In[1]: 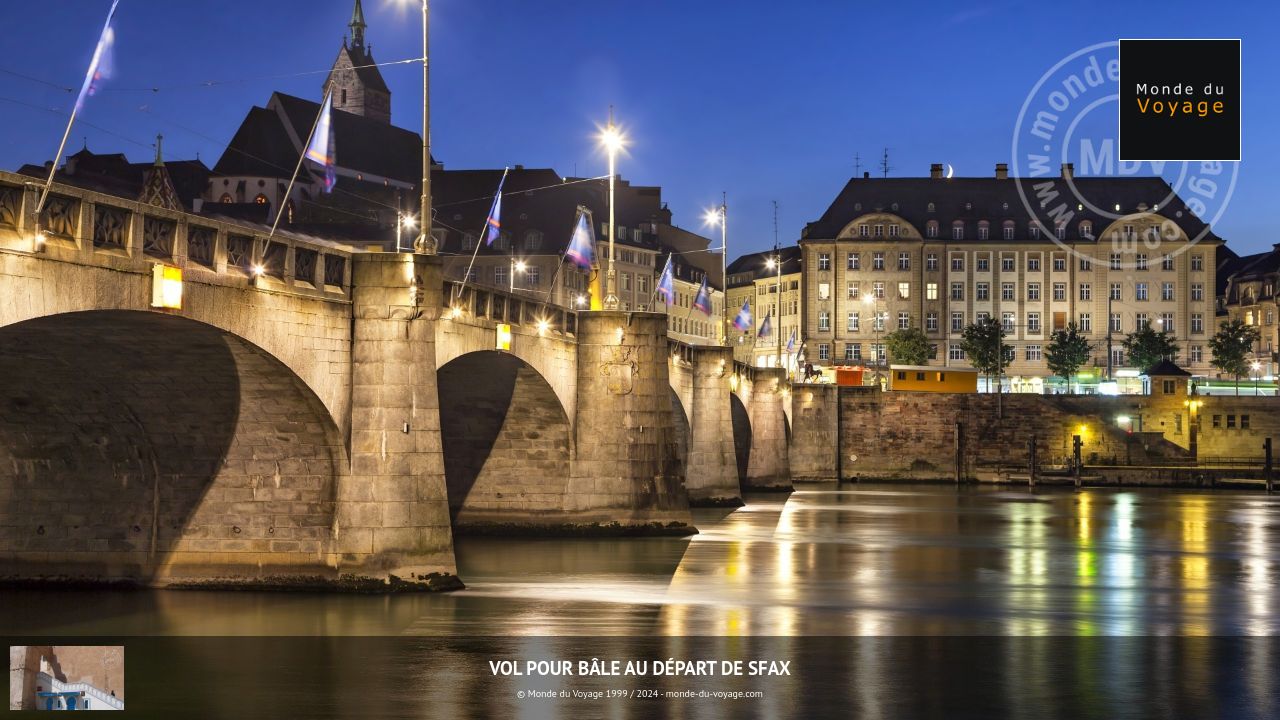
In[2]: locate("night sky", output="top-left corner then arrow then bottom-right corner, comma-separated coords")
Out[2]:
2,0 -> 1277,255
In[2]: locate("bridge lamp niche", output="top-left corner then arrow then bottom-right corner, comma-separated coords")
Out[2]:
536,317 -> 550,336
150,264 -> 183,309
495,323 -> 512,351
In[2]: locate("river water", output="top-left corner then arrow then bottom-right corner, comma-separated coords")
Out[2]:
5,484 -> 1279,718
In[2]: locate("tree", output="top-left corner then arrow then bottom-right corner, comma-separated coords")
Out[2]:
1209,318 -> 1261,395
960,318 -> 1012,383
1122,324 -> 1179,373
1045,322 -> 1093,391
884,327 -> 931,366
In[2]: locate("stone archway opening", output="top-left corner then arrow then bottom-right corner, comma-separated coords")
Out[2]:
0,311 -> 345,585
669,388 -> 690,478
730,393 -> 752,485
436,351 -> 572,531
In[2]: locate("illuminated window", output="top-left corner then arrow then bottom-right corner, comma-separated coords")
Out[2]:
254,194 -> 268,204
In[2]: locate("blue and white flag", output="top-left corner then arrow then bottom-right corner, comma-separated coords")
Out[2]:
566,210 -> 595,269
656,256 -> 674,306
305,93 -> 336,193
692,276 -> 712,315
786,329 -> 796,352
74,0 -> 121,113
483,174 -> 506,245
732,301 -> 752,332
757,310 -> 772,339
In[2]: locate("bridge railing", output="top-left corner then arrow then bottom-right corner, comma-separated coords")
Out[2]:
0,171 -> 354,300
443,279 -> 577,336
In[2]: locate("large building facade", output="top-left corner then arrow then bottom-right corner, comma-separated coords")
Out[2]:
726,247 -> 802,369
1219,244 -> 1280,381
798,163 -> 1224,390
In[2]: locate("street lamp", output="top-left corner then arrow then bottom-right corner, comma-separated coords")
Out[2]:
1252,360 -> 1262,396
863,292 -> 883,386
396,212 -> 417,252
704,200 -> 727,344
511,259 -> 526,293
392,0 -> 434,251
766,255 -> 783,371
598,113 -> 626,311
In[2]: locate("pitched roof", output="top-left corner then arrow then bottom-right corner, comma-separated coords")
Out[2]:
212,92 -> 420,183
344,45 -> 389,94
802,174 -> 1220,244
1143,359 -> 1191,377
15,147 -> 210,211
726,246 -> 802,287
432,168 -> 672,258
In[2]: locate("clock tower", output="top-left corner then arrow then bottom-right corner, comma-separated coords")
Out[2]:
323,0 -> 392,124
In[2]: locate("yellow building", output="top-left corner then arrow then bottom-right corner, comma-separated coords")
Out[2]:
798,163 -> 1224,391
887,365 -> 978,393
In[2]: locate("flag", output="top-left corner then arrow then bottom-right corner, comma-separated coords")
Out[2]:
74,0 -> 120,113
483,174 -> 506,245
732,301 -> 752,332
566,211 -> 595,269
305,93 -> 336,193
656,256 -> 674,306
786,329 -> 796,352
692,276 -> 712,315
757,310 -> 772,339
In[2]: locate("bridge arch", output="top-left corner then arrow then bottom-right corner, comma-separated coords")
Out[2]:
730,393 -> 752,486
436,350 -> 572,530
0,310 -> 346,584
0,252 -> 352,437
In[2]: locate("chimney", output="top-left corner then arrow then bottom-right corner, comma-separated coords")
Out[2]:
930,163 -> 944,179
1061,162 -> 1074,179
863,171 -> 870,179
995,163 -> 1008,180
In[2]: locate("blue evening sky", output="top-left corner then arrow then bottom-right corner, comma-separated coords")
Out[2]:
2,1 -> 1276,255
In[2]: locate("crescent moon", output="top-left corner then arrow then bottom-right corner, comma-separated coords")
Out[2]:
945,164 -> 954,179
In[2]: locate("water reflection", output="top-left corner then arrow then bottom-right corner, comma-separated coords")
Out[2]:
3,485 -> 1279,638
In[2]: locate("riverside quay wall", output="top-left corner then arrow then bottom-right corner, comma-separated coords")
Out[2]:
790,386 -> 1279,482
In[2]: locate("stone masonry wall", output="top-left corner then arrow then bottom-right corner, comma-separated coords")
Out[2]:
0,312 -> 343,584
745,368 -> 792,490
563,312 -> 692,531
438,352 -> 572,529
682,346 -> 741,505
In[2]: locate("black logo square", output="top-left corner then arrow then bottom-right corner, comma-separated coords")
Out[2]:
1119,39 -> 1240,161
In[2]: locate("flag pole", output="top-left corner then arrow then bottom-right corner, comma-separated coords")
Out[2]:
36,0 -> 121,218
269,87 -> 333,241
456,167 -> 508,306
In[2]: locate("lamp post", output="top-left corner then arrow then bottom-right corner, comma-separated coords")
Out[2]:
599,112 -> 625,311
705,200 -> 728,344
511,259 -> 525,293
1253,360 -> 1262,396
767,255 -> 783,371
863,292 -> 883,386
397,212 -> 417,252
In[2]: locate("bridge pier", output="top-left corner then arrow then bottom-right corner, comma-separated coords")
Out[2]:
338,254 -> 460,589
683,346 -> 742,506
563,312 -> 694,533
745,368 -> 793,491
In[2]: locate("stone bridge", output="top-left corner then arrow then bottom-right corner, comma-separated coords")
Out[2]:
0,172 -> 790,591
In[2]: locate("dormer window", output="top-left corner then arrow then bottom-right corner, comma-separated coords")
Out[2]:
926,220 -> 938,238
1002,220 -> 1015,240
1079,220 -> 1093,238
927,202 -> 936,213
952,221 -> 964,240
977,221 -> 990,240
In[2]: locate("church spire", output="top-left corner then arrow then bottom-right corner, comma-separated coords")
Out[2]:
349,0 -> 367,49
